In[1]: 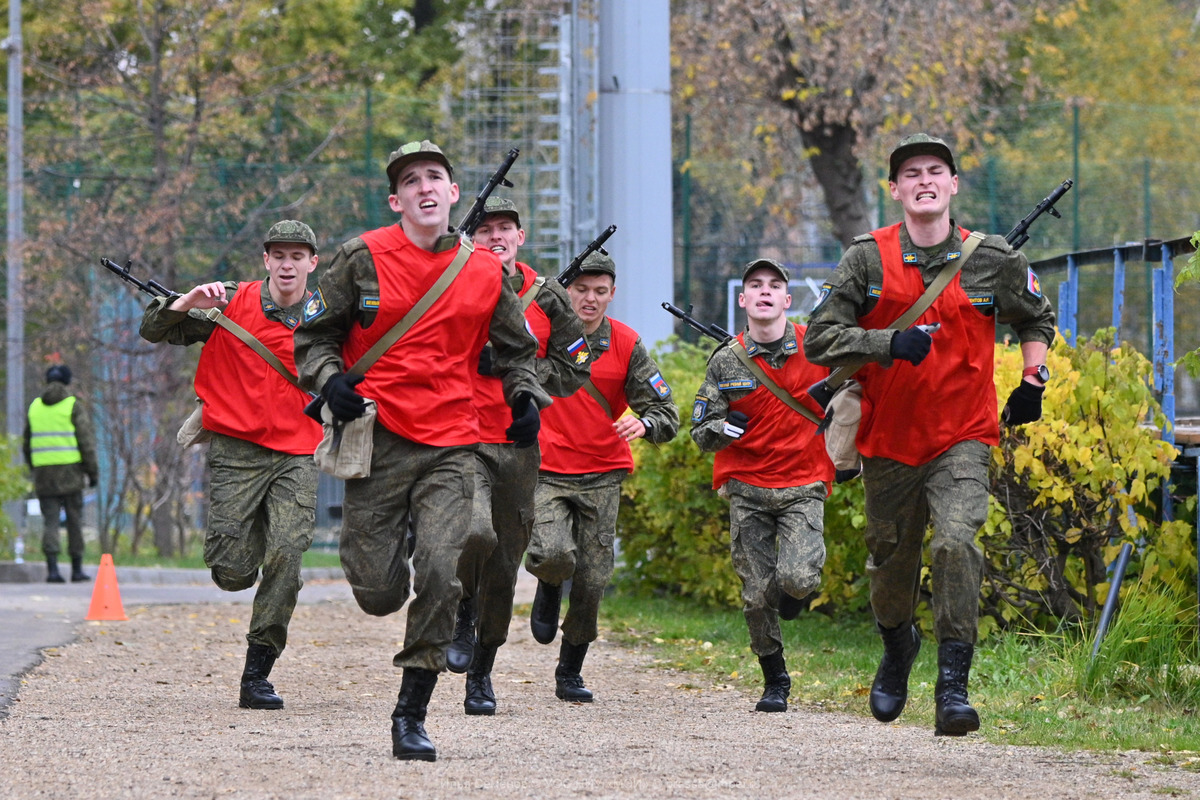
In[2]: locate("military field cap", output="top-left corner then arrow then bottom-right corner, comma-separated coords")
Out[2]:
46,365 -> 72,385
888,133 -> 957,182
264,219 -> 317,252
578,250 -> 616,279
482,196 -> 521,228
386,140 -> 454,189
742,257 -> 790,284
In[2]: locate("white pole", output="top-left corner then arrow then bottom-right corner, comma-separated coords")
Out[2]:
4,0 -> 26,548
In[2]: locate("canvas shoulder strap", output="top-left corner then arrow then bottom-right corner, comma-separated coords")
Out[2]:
582,380 -> 612,418
729,341 -> 821,425
347,240 -> 474,377
521,276 -> 545,310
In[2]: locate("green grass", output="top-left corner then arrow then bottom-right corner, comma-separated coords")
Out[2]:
2,536 -> 343,570
598,591 -> 1200,755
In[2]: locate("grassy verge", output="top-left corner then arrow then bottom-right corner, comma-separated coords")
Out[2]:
25,538 -> 344,570
598,591 -> 1200,756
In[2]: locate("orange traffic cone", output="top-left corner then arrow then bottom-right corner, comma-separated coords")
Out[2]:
85,553 -> 127,621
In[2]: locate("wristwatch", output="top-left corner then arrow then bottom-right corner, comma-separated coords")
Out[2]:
1022,364 -> 1050,383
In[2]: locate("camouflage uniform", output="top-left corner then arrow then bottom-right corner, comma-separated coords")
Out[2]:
691,325 -> 829,656
292,234 -> 546,673
804,221 -> 1055,643
460,274 -> 589,650
527,319 -> 680,645
140,280 -> 317,656
23,379 -> 99,561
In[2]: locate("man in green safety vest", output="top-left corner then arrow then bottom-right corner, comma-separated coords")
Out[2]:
23,365 -> 99,583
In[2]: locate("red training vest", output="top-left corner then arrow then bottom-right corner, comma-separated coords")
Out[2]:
539,317 -> 638,474
855,223 -> 998,465
343,226 -> 503,447
712,323 -> 834,491
475,263 -> 552,444
194,280 -> 322,455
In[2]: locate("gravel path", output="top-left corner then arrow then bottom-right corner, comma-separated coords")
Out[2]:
2,586 -> 1198,800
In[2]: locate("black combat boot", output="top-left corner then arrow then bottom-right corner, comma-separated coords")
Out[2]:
239,643 -> 284,710
530,580 -> 562,645
554,640 -> 593,702
463,644 -> 498,716
45,555 -> 65,584
391,668 -> 439,761
446,596 -> 477,674
777,592 -> 808,621
70,556 -> 90,583
869,622 -> 922,723
755,649 -> 791,712
934,639 -> 980,736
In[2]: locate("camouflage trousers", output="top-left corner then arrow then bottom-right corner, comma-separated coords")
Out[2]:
861,439 -> 989,644
340,424 -> 475,673
456,442 -> 540,649
205,434 -> 317,656
726,479 -> 827,657
38,491 -> 85,559
526,470 -> 625,646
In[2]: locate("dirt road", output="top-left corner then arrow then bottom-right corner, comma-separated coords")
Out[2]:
2,588 -> 1197,799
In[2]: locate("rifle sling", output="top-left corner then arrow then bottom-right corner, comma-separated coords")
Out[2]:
346,240 -> 474,377
201,307 -> 300,389
582,380 -> 612,418
824,230 -> 985,390
729,341 -> 822,425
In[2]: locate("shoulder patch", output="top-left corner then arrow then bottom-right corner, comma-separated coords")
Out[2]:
360,295 -> 380,312
867,284 -> 883,299
691,396 -> 707,422
648,371 -> 672,399
303,289 -> 327,322
717,378 -> 756,392
566,336 -> 590,366
1026,268 -> 1043,298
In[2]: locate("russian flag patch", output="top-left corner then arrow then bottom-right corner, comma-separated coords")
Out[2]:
648,371 -> 671,399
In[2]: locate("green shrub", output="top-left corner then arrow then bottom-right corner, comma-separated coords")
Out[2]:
0,435 -> 33,553
979,328 -> 1195,636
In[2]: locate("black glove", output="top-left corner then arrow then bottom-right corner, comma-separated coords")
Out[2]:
506,392 -> 540,448
477,345 -> 494,377
723,410 -> 750,439
86,473 -> 98,488
321,373 -> 367,422
1002,380 -> 1045,426
834,467 -> 861,484
890,327 -> 933,365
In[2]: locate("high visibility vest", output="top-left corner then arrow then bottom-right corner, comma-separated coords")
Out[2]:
28,396 -> 82,467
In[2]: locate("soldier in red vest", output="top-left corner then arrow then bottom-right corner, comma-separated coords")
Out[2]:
804,134 -> 1055,736
526,251 -> 679,702
293,141 -> 547,762
449,197 -> 591,716
139,219 -> 323,712
691,258 -> 833,714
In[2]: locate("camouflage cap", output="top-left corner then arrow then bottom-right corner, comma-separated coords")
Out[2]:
482,196 -> 521,228
46,365 -> 72,385
386,140 -> 454,189
741,257 -> 790,284
264,219 -> 317,252
888,133 -> 956,182
579,250 -> 616,279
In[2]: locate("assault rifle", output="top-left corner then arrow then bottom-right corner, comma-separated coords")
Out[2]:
806,178 -> 1074,417
99,257 -> 177,298
1004,179 -> 1073,250
661,302 -> 733,344
556,224 -> 618,287
455,148 -> 520,238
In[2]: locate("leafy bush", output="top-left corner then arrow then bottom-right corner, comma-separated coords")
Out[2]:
979,329 -> 1195,636
0,435 -> 33,553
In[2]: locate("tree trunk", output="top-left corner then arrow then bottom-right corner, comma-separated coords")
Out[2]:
799,124 -> 872,248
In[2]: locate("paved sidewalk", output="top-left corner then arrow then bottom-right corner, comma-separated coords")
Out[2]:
0,559 -> 535,718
